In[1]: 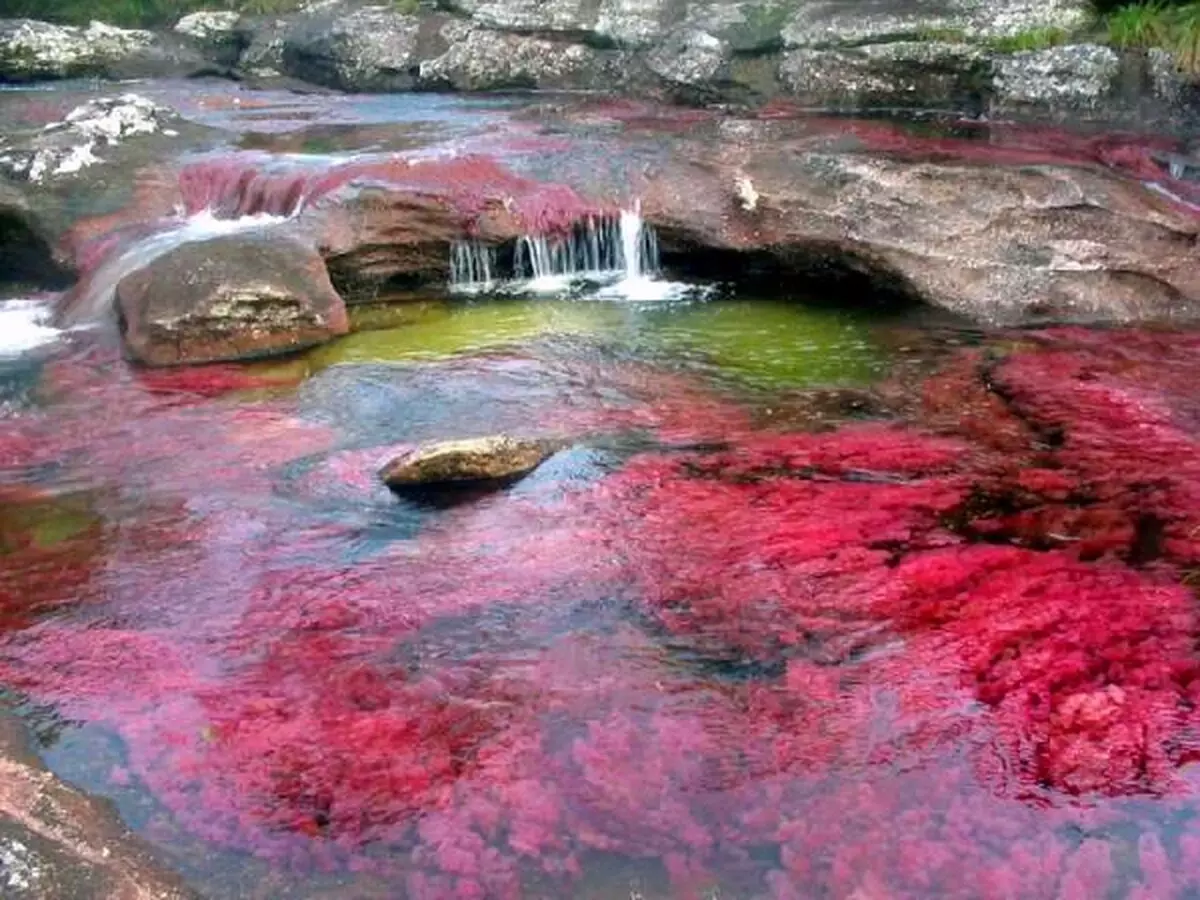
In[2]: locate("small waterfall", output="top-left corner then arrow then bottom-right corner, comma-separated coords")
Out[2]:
512,212 -> 659,287
449,240 -> 497,294
449,209 -> 679,299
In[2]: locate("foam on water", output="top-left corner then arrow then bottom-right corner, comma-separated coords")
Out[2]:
0,299 -> 60,356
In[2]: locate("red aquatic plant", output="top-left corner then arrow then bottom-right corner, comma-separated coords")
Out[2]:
4,328 -> 1200,897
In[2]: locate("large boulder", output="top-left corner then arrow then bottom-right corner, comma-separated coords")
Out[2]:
279,5 -> 429,92
174,10 -> 246,68
0,19 -> 207,82
0,707 -> 196,900
115,232 -> 350,366
638,117 -> 1200,324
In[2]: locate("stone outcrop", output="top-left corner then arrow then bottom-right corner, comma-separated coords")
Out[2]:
0,19 -> 206,82
115,232 -> 350,366
148,0 -> 1192,122
0,707 -> 197,900
380,435 -> 560,492
0,95 -> 176,185
636,116 -> 1200,324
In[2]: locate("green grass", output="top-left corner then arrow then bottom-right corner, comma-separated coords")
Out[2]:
988,26 -> 1073,52
1104,0 -> 1200,72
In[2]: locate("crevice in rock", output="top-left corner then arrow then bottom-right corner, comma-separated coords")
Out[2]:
0,211 -> 71,290
656,237 -> 928,312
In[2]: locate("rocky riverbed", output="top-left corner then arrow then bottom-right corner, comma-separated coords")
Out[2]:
4,2 -> 1200,898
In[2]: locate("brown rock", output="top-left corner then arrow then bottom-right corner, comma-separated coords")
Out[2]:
380,435 -> 559,491
116,231 -> 349,366
638,118 -> 1200,324
0,708 -> 197,900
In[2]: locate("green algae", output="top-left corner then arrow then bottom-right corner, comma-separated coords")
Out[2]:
310,297 -> 885,390
0,493 -> 98,554
310,300 -> 628,368
641,300 -> 884,389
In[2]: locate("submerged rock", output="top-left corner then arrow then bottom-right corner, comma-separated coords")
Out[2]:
115,232 -> 349,366
0,707 -> 196,899
380,435 -> 560,492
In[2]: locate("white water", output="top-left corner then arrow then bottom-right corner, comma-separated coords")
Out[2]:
63,211 -> 291,325
0,299 -> 61,357
449,208 -> 701,302
449,240 -> 497,294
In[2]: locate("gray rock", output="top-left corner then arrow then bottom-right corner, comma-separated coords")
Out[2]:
281,6 -> 423,91
418,21 -> 611,90
780,41 -> 989,110
0,94 -> 176,185
640,119 -> 1200,324
992,43 -> 1121,110
0,18 -> 206,82
174,9 -> 246,67
442,0 -> 596,34
648,29 -> 729,89
781,0 -> 1090,49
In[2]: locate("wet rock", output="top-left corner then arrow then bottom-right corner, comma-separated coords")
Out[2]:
640,119 -> 1200,324
0,708 -> 197,899
0,19 -> 206,83
115,232 -> 349,366
380,435 -> 560,492
993,44 -> 1122,112
0,95 -> 176,185
174,10 -> 246,68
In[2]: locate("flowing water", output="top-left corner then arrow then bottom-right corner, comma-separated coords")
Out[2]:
5,87 -> 1200,900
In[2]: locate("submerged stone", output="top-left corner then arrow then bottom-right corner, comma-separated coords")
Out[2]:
380,435 -> 561,493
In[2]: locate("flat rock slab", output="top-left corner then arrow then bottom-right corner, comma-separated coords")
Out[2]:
380,435 -> 561,493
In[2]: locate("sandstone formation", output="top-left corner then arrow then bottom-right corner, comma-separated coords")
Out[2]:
115,232 -> 350,366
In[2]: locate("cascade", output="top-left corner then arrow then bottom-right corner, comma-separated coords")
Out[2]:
449,241 -> 497,293
448,209 -> 675,299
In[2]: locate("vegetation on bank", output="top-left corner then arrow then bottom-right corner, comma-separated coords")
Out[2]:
1104,1 -> 1200,71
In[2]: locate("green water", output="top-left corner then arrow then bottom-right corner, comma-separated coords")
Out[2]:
311,298 -> 887,390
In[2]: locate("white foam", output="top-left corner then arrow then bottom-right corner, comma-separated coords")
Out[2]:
62,210 -> 291,326
0,299 -> 60,356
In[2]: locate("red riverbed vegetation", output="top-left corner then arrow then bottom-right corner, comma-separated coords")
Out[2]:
2,327 -> 1200,897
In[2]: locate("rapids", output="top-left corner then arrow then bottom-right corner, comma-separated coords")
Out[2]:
5,85 -> 1200,900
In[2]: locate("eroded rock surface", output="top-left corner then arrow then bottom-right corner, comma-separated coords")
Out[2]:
0,708 -> 196,900
639,117 -> 1200,323
116,232 -> 349,366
